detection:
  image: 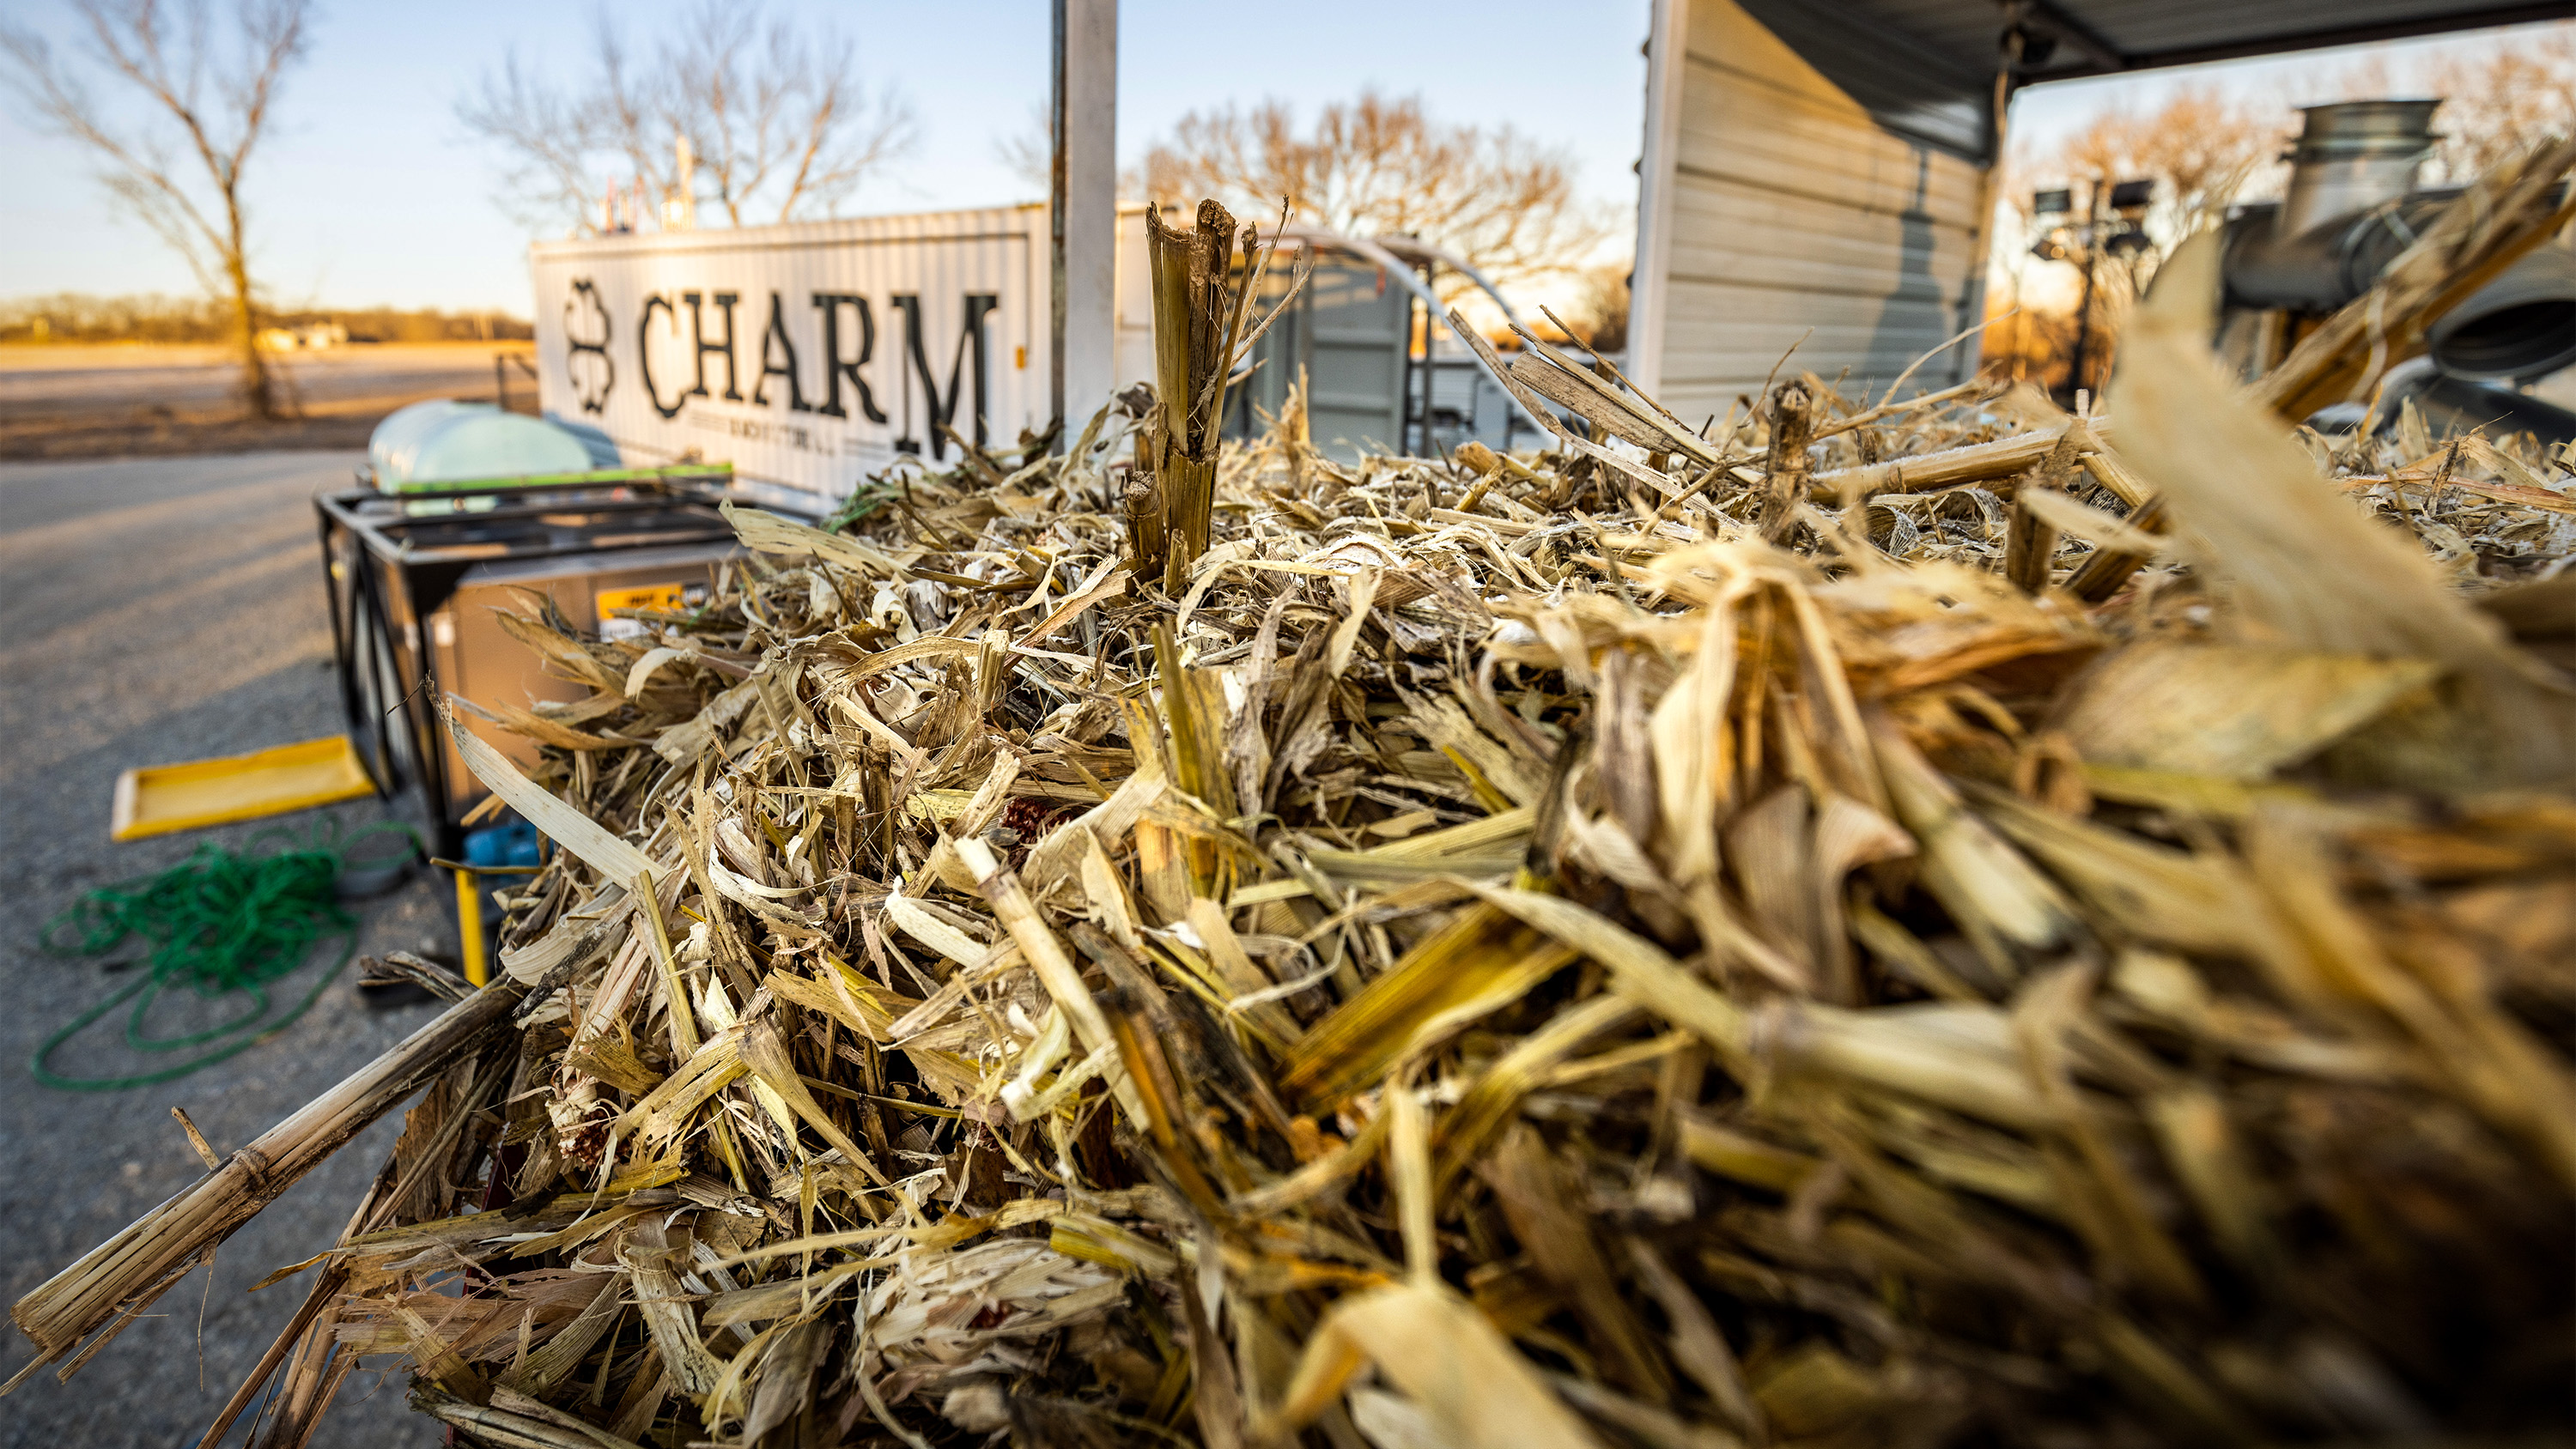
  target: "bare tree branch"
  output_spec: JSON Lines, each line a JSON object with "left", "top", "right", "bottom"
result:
{"left": 1, "top": 0, "right": 313, "bottom": 417}
{"left": 996, "top": 100, "right": 1052, "bottom": 195}
{"left": 1144, "top": 90, "right": 1611, "bottom": 299}
{"left": 458, "top": 0, "right": 914, "bottom": 236}
{"left": 455, "top": 52, "right": 599, "bottom": 234}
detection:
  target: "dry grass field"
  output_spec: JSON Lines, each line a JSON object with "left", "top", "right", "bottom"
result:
{"left": 0, "top": 342, "right": 534, "bottom": 460}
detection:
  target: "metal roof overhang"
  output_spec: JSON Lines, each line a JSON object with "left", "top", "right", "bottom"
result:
{"left": 1732, "top": 0, "right": 2568, "bottom": 164}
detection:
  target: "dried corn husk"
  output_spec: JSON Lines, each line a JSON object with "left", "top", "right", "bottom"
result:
{"left": 15, "top": 176, "right": 2576, "bottom": 1449}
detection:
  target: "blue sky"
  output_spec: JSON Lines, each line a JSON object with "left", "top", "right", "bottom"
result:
{"left": 0, "top": 0, "right": 1658, "bottom": 312}
{"left": 0, "top": 3, "right": 2560, "bottom": 315}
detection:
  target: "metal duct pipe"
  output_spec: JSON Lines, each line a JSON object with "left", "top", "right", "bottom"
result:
{"left": 2221, "top": 98, "right": 2576, "bottom": 385}
{"left": 2276, "top": 100, "right": 2441, "bottom": 237}
{"left": 2426, "top": 244, "right": 2576, "bottom": 381}
{"left": 2225, "top": 101, "right": 2443, "bottom": 312}
{"left": 2227, "top": 215, "right": 2576, "bottom": 383}
{"left": 2369, "top": 358, "right": 2576, "bottom": 447}
{"left": 2221, "top": 195, "right": 2446, "bottom": 312}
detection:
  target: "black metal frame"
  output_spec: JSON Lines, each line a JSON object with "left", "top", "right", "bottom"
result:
{"left": 493, "top": 350, "right": 541, "bottom": 414}
{"left": 2025, "top": 1, "right": 2569, "bottom": 81}
{"left": 1399, "top": 258, "right": 1448, "bottom": 458}
{"left": 316, "top": 466, "right": 741, "bottom": 858}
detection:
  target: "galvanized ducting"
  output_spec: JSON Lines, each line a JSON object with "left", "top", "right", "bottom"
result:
{"left": 2276, "top": 100, "right": 2443, "bottom": 235}
{"left": 2223, "top": 100, "right": 2576, "bottom": 387}
{"left": 2223, "top": 101, "right": 2442, "bottom": 313}
{"left": 2427, "top": 245, "right": 2576, "bottom": 381}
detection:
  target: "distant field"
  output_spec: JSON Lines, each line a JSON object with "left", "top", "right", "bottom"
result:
{"left": 0, "top": 341, "right": 534, "bottom": 459}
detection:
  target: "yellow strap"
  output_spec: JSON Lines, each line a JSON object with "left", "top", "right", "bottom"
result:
{"left": 455, "top": 869, "right": 488, "bottom": 986}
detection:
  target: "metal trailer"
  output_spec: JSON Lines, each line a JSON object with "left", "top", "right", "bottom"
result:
{"left": 319, "top": 465, "right": 744, "bottom": 856}
{"left": 318, "top": 464, "right": 747, "bottom": 980}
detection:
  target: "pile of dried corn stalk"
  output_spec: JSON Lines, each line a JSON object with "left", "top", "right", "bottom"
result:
{"left": 15, "top": 227, "right": 2576, "bottom": 1449}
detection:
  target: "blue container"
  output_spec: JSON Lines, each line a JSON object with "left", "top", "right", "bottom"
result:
{"left": 464, "top": 820, "right": 543, "bottom": 869}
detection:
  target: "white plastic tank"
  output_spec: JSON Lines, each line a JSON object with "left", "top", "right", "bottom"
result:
{"left": 368, "top": 401, "right": 598, "bottom": 489}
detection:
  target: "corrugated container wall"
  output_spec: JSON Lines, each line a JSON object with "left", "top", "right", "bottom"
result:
{"left": 1631, "top": 0, "right": 1990, "bottom": 431}
{"left": 532, "top": 205, "right": 1156, "bottom": 509}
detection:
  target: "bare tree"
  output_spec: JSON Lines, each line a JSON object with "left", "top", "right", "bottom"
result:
{"left": 2, "top": 0, "right": 313, "bottom": 418}
{"left": 459, "top": 0, "right": 915, "bottom": 235}
{"left": 2024, "top": 85, "right": 2284, "bottom": 248}
{"left": 2421, "top": 29, "right": 2576, "bottom": 182}
{"left": 995, "top": 100, "right": 1051, "bottom": 195}
{"left": 1143, "top": 90, "right": 1609, "bottom": 297}
{"left": 455, "top": 51, "right": 602, "bottom": 235}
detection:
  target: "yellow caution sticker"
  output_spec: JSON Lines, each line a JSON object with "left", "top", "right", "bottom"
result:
{"left": 596, "top": 580, "right": 709, "bottom": 640}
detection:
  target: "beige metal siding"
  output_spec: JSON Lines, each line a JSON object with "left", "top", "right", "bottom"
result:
{"left": 1641, "top": 0, "right": 1989, "bottom": 428}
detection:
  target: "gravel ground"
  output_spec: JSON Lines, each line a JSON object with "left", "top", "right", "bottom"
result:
{"left": 0, "top": 451, "right": 447, "bottom": 1447}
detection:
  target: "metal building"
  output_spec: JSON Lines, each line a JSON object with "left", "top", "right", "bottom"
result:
{"left": 1625, "top": 0, "right": 2563, "bottom": 423}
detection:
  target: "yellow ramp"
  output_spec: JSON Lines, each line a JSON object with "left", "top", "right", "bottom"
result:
{"left": 110, "top": 736, "right": 376, "bottom": 841}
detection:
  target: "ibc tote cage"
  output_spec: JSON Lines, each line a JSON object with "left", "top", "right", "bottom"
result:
{"left": 317, "top": 464, "right": 744, "bottom": 864}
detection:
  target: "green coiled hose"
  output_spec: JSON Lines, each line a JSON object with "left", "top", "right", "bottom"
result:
{"left": 32, "top": 819, "right": 417, "bottom": 1091}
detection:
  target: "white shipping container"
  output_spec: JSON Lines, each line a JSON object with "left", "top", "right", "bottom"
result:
{"left": 531, "top": 203, "right": 1155, "bottom": 508}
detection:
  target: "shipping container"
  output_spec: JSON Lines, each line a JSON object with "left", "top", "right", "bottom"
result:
{"left": 531, "top": 204, "right": 1157, "bottom": 509}
{"left": 532, "top": 205, "right": 1533, "bottom": 500}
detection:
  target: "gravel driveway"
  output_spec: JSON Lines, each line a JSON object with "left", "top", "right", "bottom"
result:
{"left": 0, "top": 450, "right": 447, "bottom": 1447}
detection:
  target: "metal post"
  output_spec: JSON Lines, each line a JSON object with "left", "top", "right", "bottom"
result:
{"left": 1626, "top": 0, "right": 1689, "bottom": 399}
{"left": 1400, "top": 293, "right": 1419, "bottom": 456}
{"left": 1953, "top": 29, "right": 2023, "bottom": 389}
{"left": 1051, "top": 0, "right": 1118, "bottom": 449}
{"left": 1415, "top": 270, "right": 1437, "bottom": 455}
{"left": 2066, "top": 178, "right": 2101, "bottom": 402}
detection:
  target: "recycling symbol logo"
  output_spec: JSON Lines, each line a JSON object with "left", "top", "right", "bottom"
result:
{"left": 565, "top": 279, "right": 615, "bottom": 414}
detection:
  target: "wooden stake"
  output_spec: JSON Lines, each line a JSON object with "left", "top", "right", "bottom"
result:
{"left": 9, "top": 978, "right": 537, "bottom": 1389}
